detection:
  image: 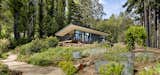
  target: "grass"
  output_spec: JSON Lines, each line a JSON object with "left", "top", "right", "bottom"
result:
{"left": 104, "top": 44, "right": 129, "bottom": 61}
{"left": 99, "top": 62, "right": 124, "bottom": 75}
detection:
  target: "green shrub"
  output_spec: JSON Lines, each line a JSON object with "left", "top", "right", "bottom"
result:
{"left": 0, "top": 62, "right": 9, "bottom": 75}
{"left": 99, "top": 62, "right": 124, "bottom": 75}
{"left": 125, "top": 26, "right": 146, "bottom": 50}
{"left": 45, "top": 37, "right": 59, "bottom": 47}
{"left": 0, "top": 53, "right": 9, "bottom": 59}
{"left": 9, "top": 37, "right": 30, "bottom": 49}
{"left": 58, "top": 61, "right": 77, "bottom": 75}
{"left": 0, "top": 39, "right": 10, "bottom": 53}
{"left": 28, "top": 49, "right": 54, "bottom": 66}
{"left": 155, "top": 63, "right": 160, "bottom": 74}
{"left": 28, "top": 47, "right": 74, "bottom": 66}
{"left": 17, "top": 37, "right": 59, "bottom": 56}
{"left": 17, "top": 39, "right": 49, "bottom": 55}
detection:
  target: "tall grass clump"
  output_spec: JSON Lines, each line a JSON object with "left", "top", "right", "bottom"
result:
{"left": 58, "top": 61, "right": 77, "bottom": 75}
{"left": 99, "top": 62, "right": 124, "bottom": 75}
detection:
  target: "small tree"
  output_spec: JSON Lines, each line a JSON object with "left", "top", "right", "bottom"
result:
{"left": 125, "top": 26, "right": 146, "bottom": 75}
{"left": 126, "top": 26, "right": 146, "bottom": 50}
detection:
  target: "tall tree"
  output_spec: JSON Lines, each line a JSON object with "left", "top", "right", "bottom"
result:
{"left": 27, "top": 0, "right": 36, "bottom": 39}
{"left": 8, "top": 0, "right": 23, "bottom": 40}
{"left": 38, "top": 0, "right": 44, "bottom": 38}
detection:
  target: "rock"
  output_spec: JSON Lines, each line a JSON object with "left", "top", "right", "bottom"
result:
{"left": 73, "top": 51, "right": 82, "bottom": 59}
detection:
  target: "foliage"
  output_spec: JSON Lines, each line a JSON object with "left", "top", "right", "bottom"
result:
{"left": 58, "top": 61, "right": 77, "bottom": 75}
{"left": 17, "top": 39, "right": 49, "bottom": 55}
{"left": 0, "top": 39, "right": 10, "bottom": 53}
{"left": 94, "top": 13, "right": 134, "bottom": 43}
{"left": 28, "top": 47, "right": 76, "bottom": 66}
{"left": 0, "top": 53, "right": 9, "bottom": 59}
{"left": 155, "top": 63, "right": 160, "bottom": 74}
{"left": 0, "top": 62, "right": 9, "bottom": 75}
{"left": 43, "top": 17, "right": 59, "bottom": 36}
{"left": 28, "top": 49, "right": 53, "bottom": 66}
{"left": 17, "top": 37, "right": 58, "bottom": 56}
{"left": 10, "top": 37, "right": 30, "bottom": 48}
{"left": 45, "top": 37, "right": 59, "bottom": 47}
{"left": 125, "top": 26, "right": 146, "bottom": 50}
{"left": 99, "top": 62, "right": 124, "bottom": 75}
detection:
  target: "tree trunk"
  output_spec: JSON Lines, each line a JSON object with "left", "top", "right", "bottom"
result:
{"left": 154, "top": 6, "right": 158, "bottom": 48}
{"left": 144, "top": 0, "right": 151, "bottom": 47}
{"left": 13, "top": 11, "right": 20, "bottom": 40}
{"left": 38, "top": 0, "right": 44, "bottom": 38}
{"left": 28, "top": 0, "right": 36, "bottom": 40}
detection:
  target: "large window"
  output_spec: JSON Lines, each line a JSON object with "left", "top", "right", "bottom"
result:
{"left": 74, "top": 30, "right": 104, "bottom": 43}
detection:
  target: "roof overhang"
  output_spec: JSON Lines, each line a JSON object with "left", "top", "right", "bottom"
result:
{"left": 55, "top": 24, "right": 107, "bottom": 36}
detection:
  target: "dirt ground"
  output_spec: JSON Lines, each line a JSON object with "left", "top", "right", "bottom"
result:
{"left": 134, "top": 48, "right": 160, "bottom": 74}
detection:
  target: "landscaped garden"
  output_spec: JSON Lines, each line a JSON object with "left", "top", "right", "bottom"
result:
{"left": 0, "top": 0, "right": 160, "bottom": 75}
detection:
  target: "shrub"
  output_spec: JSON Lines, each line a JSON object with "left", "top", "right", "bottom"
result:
{"left": 0, "top": 39, "right": 10, "bottom": 53}
{"left": 28, "top": 49, "right": 54, "bottom": 66}
{"left": 58, "top": 61, "right": 77, "bottom": 75}
{"left": 0, "top": 62, "right": 9, "bottom": 75}
{"left": 99, "top": 62, "right": 124, "bottom": 75}
{"left": 45, "top": 37, "right": 59, "bottom": 47}
{"left": 28, "top": 47, "right": 74, "bottom": 66}
{"left": 0, "top": 53, "right": 9, "bottom": 59}
{"left": 17, "top": 37, "right": 59, "bottom": 56}
{"left": 9, "top": 37, "right": 30, "bottom": 49}
{"left": 17, "top": 39, "right": 49, "bottom": 55}
{"left": 125, "top": 26, "right": 146, "bottom": 50}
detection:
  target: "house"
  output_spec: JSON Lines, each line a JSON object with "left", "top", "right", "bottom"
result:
{"left": 55, "top": 24, "right": 107, "bottom": 43}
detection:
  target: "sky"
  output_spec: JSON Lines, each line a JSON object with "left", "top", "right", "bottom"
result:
{"left": 99, "top": 0, "right": 127, "bottom": 19}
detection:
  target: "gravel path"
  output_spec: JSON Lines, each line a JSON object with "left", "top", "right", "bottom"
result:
{"left": 1, "top": 54, "right": 65, "bottom": 75}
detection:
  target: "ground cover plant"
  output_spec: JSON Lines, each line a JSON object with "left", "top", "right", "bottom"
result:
{"left": 99, "top": 62, "right": 124, "bottom": 75}
{"left": 58, "top": 61, "right": 77, "bottom": 75}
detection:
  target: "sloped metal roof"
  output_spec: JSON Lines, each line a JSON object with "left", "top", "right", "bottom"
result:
{"left": 55, "top": 24, "right": 107, "bottom": 36}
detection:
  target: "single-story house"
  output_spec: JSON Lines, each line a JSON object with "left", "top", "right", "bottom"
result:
{"left": 55, "top": 24, "right": 107, "bottom": 43}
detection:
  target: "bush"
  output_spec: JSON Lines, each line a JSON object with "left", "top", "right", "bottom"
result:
{"left": 0, "top": 62, "right": 9, "bottom": 75}
{"left": 28, "top": 49, "right": 54, "bottom": 66}
{"left": 45, "top": 37, "right": 59, "bottom": 47}
{"left": 125, "top": 26, "right": 146, "bottom": 50}
{"left": 0, "top": 39, "right": 10, "bottom": 53}
{"left": 9, "top": 38, "right": 30, "bottom": 49}
{"left": 17, "top": 37, "right": 59, "bottom": 55}
{"left": 17, "top": 39, "right": 49, "bottom": 55}
{"left": 0, "top": 53, "right": 9, "bottom": 59}
{"left": 28, "top": 47, "right": 74, "bottom": 66}
{"left": 58, "top": 61, "right": 77, "bottom": 75}
{"left": 99, "top": 62, "right": 124, "bottom": 75}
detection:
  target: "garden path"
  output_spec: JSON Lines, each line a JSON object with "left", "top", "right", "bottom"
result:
{"left": 1, "top": 54, "right": 65, "bottom": 75}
